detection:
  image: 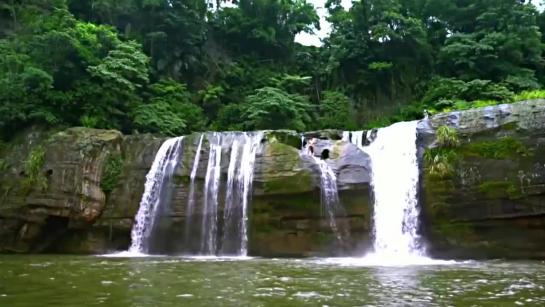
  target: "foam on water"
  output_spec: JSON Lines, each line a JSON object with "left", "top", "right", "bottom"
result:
{"left": 99, "top": 251, "right": 161, "bottom": 258}
{"left": 316, "top": 256, "right": 459, "bottom": 267}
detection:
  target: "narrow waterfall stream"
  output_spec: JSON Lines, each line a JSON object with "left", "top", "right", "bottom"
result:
{"left": 184, "top": 134, "right": 204, "bottom": 245}
{"left": 201, "top": 133, "right": 223, "bottom": 255}
{"left": 129, "top": 137, "right": 184, "bottom": 254}
{"left": 313, "top": 157, "right": 344, "bottom": 243}
{"left": 302, "top": 140, "right": 345, "bottom": 244}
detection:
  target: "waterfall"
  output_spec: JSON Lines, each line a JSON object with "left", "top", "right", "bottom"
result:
{"left": 222, "top": 132, "right": 263, "bottom": 255}
{"left": 348, "top": 122, "right": 427, "bottom": 261}
{"left": 129, "top": 137, "right": 184, "bottom": 254}
{"left": 185, "top": 134, "right": 204, "bottom": 245}
{"left": 364, "top": 121, "right": 424, "bottom": 257}
{"left": 314, "top": 157, "right": 344, "bottom": 243}
{"left": 302, "top": 139, "right": 345, "bottom": 243}
{"left": 186, "top": 132, "right": 263, "bottom": 256}
{"left": 201, "top": 133, "right": 223, "bottom": 254}
{"left": 339, "top": 122, "right": 439, "bottom": 265}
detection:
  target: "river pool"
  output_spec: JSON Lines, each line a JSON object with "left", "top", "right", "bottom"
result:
{"left": 0, "top": 255, "right": 544, "bottom": 306}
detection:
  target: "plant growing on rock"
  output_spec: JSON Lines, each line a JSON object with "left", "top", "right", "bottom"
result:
{"left": 101, "top": 154, "right": 123, "bottom": 194}
{"left": 436, "top": 125, "right": 460, "bottom": 147}
{"left": 425, "top": 126, "right": 461, "bottom": 179}
{"left": 22, "top": 146, "right": 48, "bottom": 192}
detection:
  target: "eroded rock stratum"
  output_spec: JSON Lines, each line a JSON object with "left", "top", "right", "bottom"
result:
{"left": 418, "top": 100, "right": 545, "bottom": 259}
{"left": 0, "top": 128, "right": 371, "bottom": 255}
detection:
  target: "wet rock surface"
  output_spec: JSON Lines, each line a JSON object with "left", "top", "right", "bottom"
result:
{"left": 0, "top": 128, "right": 372, "bottom": 256}
{"left": 1, "top": 99, "right": 544, "bottom": 258}
{"left": 418, "top": 100, "right": 545, "bottom": 259}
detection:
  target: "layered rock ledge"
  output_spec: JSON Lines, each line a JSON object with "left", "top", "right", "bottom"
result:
{"left": 0, "top": 128, "right": 372, "bottom": 255}
{"left": 1, "top": 99, "right": 544, "bottom": 258}
{"left": 418, "top": 99, "right": 545, "bottom": 259}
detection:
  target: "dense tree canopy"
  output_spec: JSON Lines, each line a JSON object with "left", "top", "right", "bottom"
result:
{"left": 1, "top": 0, "right": 544, "bottom": 137}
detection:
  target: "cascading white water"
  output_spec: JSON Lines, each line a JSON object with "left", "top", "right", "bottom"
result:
{"left": 235, "top": 132, "right": 262, "bottom": 255}
{"left": 201, "top": 133, "right": 223, "bottom": 254}
{"left": 302, "top": 140, "right": 345, "bottom": 243}
{"left": 314, "top": 157, "right": 344, "bottom": 243}
{"left": 224, "top": 138, "right": 241, "bottom": 222}
{"left": 360, "top": 121, "right": 426, "bottom": 260}
{"left": 185, "top": 134, "right": 204, "bottom": 243}
{"left": 222, "top": 132, "right": 263, "bottom": 255}
{"left": 129, "top": 137, "right": 184, "bottom": 254}
{"left": 335, "top": 123, "right": 444, "bottom": 265}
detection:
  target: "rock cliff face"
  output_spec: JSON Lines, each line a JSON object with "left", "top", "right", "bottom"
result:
{"left": 418, "top": 100, "right": 545, "bottom": 259}
{"left": 0, "top": 128, "right": 372, "bottom": 256}
{"left": 0, "top": 128, "right": 163, "bottom": 253}
{"left": 1, "top": 100, "right": 544, "bottom": 258}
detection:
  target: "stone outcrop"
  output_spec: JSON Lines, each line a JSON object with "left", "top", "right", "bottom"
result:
{"left": 0, "top": 128, "right": 372, "bottom": 256}
{"left": 0, "top": 127, "right": 163, "bottom": 253}
{"left": 418, "top": 100, "right": 545, "bottom": 259}
{"left": 1, "top": 99, "right": 544, "bottom": 258}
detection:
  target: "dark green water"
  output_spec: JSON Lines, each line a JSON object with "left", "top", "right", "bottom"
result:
{"left": 0, "top": 256, "right": 544, "bottom": 306}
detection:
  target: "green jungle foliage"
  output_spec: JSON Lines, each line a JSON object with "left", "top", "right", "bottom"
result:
{"left": 1, "top": 0, "right": 545, "bottom": 137}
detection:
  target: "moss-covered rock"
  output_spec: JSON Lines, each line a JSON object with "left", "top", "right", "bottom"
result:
{"left": 462, "top": 137, "right": 530, "bottom": 160}
{"left": 0, "top": 127, "right": 161, "bottom": 253}
{"left": 263, "top": 130, "right": 301, "bottom": 148}
{"left": 255, "top": 142, "right": 315, "bottom": 195}
{"left": 419, "top": 99, "right": 545, "bottom": 259}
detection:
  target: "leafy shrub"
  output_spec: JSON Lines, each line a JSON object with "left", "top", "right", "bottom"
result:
{"left": 464, "top": 80, "right": 513, "bottom": 102}
{"left": 133, "top": 102, "right": 187, "bottom": 136}
{"left": 214, "top": 104, "right": 245, "bottom": 131}
{"left": 318, "top": 91, "right": 357, "bottom": 130}
{"left": 423, "top": 78, "right": 468, "bottom": 105}
{"left": 132, "top": 80, "right": 206, "bottom": 135}
{"left": 424, "top": 148, "right": 458, "bottom": 179}
{"left": 80, "top": 115, "right": 99, "bottom": 128}
{"left": 503, "top": 73, "right": 540, "bottom": 92}
{"left": 424, "top": 78, "right": 514, "bottom": 109}
{"left": 101, "top": 154, "right": 123, "bottom": 193}
{"left": 513, "top": 90, "right": 545, "bottom": 102}
{"left": 242, "top": 87, "right": 311, "bottom": 131}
